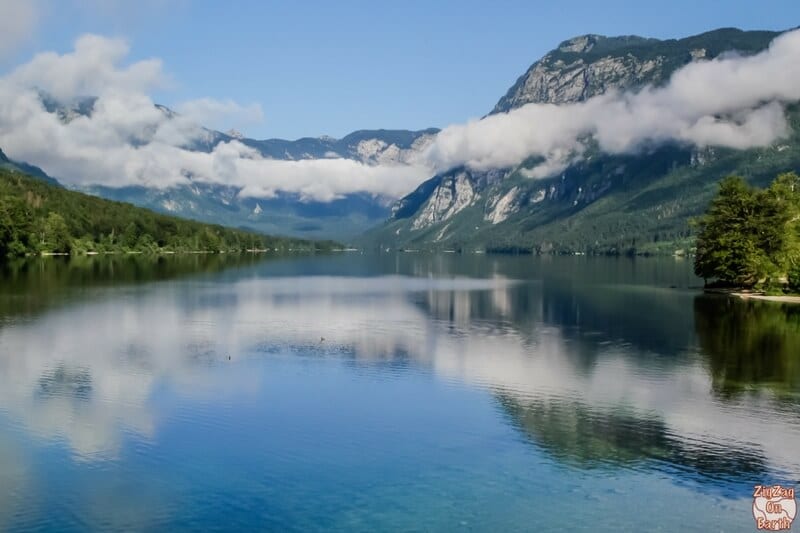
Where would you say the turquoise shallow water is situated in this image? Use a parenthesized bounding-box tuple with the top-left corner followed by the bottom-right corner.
(0, 254, 798, 531)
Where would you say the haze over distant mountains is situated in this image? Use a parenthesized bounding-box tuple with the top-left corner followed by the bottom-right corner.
(2, 27, 800, 248)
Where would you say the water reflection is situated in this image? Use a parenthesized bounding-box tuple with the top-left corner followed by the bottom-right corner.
(0, 253, 267, 323)
(0, 254, 798, 500)
(498, 395, 769, 483)
(37, 364, 93, 401)
(695, 295, 800, 395)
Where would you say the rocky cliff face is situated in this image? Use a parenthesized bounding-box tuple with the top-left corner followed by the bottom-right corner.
(492, 35, 665, 112)
(491, 28, 779, 113)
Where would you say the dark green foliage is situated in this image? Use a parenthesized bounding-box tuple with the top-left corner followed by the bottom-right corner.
(694, 172, 800, 287)
(693, 177, 764, 286)
(0, 168, 333, 258)
(789, 265, 800, 292)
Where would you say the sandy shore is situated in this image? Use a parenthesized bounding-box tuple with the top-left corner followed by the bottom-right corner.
(732, 292, 800, 304)
(703, 287, 800, 303)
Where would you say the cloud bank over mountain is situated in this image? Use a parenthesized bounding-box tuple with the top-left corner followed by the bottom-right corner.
(0, 30, 798, 202)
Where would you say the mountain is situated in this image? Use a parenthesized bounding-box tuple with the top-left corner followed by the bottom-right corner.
(365, 28, 800, 254)
(492, 28, 780, 112)
(80, 125, 437, 241)
(0, 161, 329, 258)
(81, 125, 437, 241)
(241, 128, 439, 163)
(83, 182, 392, 241)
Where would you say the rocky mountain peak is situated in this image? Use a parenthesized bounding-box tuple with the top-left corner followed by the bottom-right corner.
(556, 34, 602, 53)
(491, 27, 780, 115)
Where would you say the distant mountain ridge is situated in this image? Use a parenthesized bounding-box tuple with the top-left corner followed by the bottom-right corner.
(239, 128, 439, 163)
(27, 93, 438, 240)
(363, 27, 800, 254)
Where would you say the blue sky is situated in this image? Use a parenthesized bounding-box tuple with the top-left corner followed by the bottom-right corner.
(4, 0, 800, 139)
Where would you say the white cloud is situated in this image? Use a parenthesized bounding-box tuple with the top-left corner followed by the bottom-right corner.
(6, 34, 165, 100)
(0, 34, 433, 201)
(0, 30, 799, 203)
(0, 0, 40, 58)
(426, 29, 800, 176)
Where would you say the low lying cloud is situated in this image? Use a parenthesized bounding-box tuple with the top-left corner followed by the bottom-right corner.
(0, 29, 799, 203)
(426, 29, 800, 175)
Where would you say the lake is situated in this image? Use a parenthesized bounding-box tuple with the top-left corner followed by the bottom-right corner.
(0, 253, 798, 531)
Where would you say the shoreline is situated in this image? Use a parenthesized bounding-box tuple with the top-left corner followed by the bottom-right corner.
(704, 288, 800, 304)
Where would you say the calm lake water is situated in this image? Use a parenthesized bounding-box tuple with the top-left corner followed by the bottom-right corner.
(0, 253, 798, 531)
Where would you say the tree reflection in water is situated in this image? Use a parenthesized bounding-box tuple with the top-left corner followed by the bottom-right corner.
(694, 295, 800, 396)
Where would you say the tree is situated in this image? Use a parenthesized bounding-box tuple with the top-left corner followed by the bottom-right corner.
(789, 265, 800, 293)
(695, 172, 800, 289)
(764, 172, 800, 273)
(694, 176, 766, 286)
(38, 212, 72, 254)
(122, 222, 140, 250)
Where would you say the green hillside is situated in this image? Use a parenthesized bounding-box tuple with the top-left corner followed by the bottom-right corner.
(0, 167, 332, 258)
